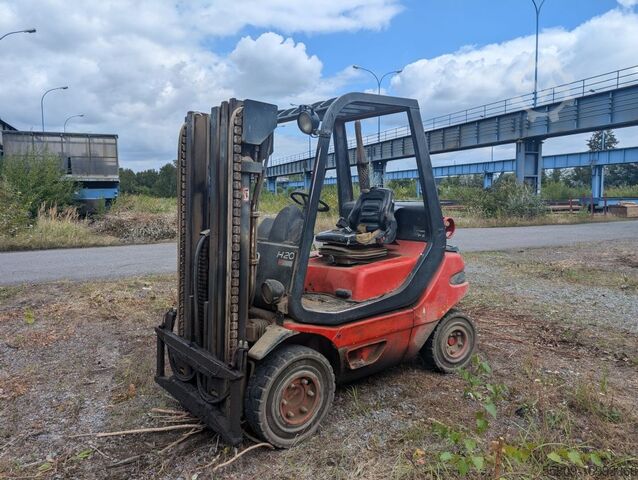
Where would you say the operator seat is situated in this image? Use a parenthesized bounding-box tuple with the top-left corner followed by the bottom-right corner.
(316, 187, 397, 247)
(258, 205, 304, 244)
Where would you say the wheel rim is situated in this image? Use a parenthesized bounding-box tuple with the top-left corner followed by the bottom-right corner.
(442, 323, 471, 362)
(273, 370, 322, 431)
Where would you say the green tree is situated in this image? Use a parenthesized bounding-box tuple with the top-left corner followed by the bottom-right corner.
(153, 161, 177, 197)
(135, 169, 159, 194)
(1, 153, 76, 216)
(118, 168, 140, 194)
(567, 130, 618, 188)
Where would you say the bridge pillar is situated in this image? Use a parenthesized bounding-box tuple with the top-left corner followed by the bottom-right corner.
(303, 171, 312, 190)
(591, 165, 604, 200)
(483, 172, 494, 189)
(267, 177, 277, 193)
(515, 139, 543, 194)
(372, 161, 385, 187)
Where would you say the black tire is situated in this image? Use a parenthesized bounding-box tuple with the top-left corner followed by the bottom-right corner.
(244, 345, 335, 448)
(421, 309, 476, 373)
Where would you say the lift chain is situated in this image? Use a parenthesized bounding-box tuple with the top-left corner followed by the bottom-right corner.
(228, 108, 243, 362)
(177, 124, 187, 336)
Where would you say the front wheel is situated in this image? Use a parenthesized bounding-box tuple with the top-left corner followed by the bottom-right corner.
(420, 309, 476, 373)
(244, 345, 335, 448)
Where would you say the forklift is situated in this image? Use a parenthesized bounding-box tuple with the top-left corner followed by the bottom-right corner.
(154, 93, 475, 448)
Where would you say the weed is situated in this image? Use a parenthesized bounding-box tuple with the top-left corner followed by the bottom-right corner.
(0, 205, 117, 251)
(568, 378, 623, 423)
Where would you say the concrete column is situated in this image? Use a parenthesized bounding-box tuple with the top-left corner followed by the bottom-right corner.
(483, 172, 494, 189)
(267, 177, 277, 193)
(591, 165, 604, 199)
(372, 161, 385, 187)
(515, 139, 543, 194)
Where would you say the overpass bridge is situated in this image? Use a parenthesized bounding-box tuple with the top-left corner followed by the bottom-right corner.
(272, 146, 638, 203)
(268, 65, 638, 194)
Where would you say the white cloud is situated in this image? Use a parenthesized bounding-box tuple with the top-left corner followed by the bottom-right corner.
(228, 33, 322, 100)
(181, 0, 403, 35)
(389, 8, 638, 165)
(0, 0, 401, 168)
(617, 0, 638, 8)
(393, 9, 638, 121)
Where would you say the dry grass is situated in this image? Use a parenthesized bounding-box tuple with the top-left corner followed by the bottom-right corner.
(444, 207, 630, 228)
(1, 241, 637, 478)
(0, 206, 117, 251)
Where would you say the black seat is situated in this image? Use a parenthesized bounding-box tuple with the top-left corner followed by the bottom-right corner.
(259, 205, 304, 244)
(316, 188, 397, 246)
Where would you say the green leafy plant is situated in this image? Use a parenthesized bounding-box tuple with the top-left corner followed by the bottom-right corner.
(1, 153, 76, 216)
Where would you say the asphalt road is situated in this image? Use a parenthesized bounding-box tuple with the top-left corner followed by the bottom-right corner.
(1, 220, 636, 286)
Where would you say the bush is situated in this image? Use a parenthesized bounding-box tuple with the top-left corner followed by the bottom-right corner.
(0, 180, 30, 236)
(1, 153, 76, 216)
(464, 180, 547, 219)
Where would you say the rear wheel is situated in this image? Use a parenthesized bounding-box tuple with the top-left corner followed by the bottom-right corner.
(244, 345, 335, 448)
(421, 310, 476, 373)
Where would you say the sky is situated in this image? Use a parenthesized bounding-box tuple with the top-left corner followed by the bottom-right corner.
(1, 0, 638, 171)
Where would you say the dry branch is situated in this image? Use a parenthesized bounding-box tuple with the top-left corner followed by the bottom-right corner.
(209, 443, 274, 472)
(72, 423, 204, 438)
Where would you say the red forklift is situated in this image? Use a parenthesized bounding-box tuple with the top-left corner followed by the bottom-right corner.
(154, 93, 475, 448)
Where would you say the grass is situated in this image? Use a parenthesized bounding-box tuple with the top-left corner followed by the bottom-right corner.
(444, 208, 633, 228)
(110, 194, 176, 215)
(2, 185, 636, 252)
(0, 206, 117, 251)
(2, 239, 638, 478)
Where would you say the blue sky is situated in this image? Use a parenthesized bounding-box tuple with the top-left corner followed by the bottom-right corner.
(212, 0, 623, 90)
(1, 0, 637, 169)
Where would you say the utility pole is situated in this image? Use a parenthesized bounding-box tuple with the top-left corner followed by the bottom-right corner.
(0, 28, 36, 41)
(352, 65, 403, 142)
(64, 114, 84, 133)
(41, 86, 68, 131)
(532, 0, 546, 107)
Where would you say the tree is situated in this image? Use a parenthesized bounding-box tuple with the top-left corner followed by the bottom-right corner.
(567, 129, 618, 188)
(153, 161, 177, 197)
(118, 162, 177, 197)
(119, 168, 139, 194)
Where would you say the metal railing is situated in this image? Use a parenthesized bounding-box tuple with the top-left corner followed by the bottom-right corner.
(271, 65, 638, 167)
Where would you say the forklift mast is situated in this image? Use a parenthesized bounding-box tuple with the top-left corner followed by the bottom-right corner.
(155, 99, 277, 444)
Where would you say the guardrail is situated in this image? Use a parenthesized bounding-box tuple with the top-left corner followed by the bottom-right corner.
(271, 65, 638, 167)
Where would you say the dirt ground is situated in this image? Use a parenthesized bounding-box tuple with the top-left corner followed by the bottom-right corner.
(1, 241, 637, 479)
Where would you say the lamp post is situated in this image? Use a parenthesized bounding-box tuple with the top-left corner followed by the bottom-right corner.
(352, 65, 402, 142)
(0, 28, 36, 41)
(41, 86, 68, 131)
(532, 0, 546, 107)
(63, 114, 84, 133)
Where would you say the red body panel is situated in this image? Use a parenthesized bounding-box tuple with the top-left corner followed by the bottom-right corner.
(305, 240, 425, 301)
(285, 250, 468, 379)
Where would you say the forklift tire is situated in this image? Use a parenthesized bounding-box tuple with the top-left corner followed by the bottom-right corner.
(244, 345, 335, 448)
(421, 309, 476, 373)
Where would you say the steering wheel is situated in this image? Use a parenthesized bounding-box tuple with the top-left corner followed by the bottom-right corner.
(290, 191, 330, 212)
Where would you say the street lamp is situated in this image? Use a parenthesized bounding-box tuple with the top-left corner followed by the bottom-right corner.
(352, 65, 403, 141)
(0, 28, 36, 41)
(531, 0, 546, 107)
(41, 86, 68, 131)
(63, 114, 84, 133)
